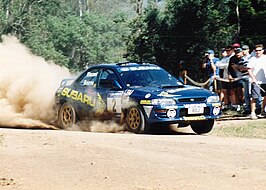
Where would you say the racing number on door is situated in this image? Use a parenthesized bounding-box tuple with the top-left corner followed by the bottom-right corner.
(107, 93, 122, 113)
(112, 98, 117, 112)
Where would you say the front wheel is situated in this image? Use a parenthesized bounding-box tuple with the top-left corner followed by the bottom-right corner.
(58, 102, 77, 129)
(126, 106, 150, 134)
(190, 119, 214, 134)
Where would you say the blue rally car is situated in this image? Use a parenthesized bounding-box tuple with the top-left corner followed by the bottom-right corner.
(54, 62, 221, 134)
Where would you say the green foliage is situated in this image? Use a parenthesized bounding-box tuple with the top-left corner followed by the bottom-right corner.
(0, 0, 265, 77)
(239, 0, 266, 46)
(125, 0, 266, 80)
(0, 0, 131, 71)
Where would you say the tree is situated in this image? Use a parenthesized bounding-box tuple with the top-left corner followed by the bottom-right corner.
(0, 0, 132, 71)
(126, 0, 238, 79)
(238, 0, 266, 46)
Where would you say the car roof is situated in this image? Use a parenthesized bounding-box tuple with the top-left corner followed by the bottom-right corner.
(89, 62, 158, 70)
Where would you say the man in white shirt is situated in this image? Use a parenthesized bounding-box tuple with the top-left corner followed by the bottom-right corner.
(247, 44, 266, 119)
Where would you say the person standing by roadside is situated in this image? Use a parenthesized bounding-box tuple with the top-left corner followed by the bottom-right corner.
(242, 45, 252, 60)
(202, 50, 220, 92)
(177, 60, 187, 84)
(232, 43, 241, 50)
(228, 48, 244, 111)
(247, 44, 266, 119)
(240, 45, 254, 114)
(216, 45, 235, 110)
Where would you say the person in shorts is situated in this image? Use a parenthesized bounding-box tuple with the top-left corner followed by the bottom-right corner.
(228, 48, 245, 111)
(247, 44, 266, 119)
(216, 45, 235, 110)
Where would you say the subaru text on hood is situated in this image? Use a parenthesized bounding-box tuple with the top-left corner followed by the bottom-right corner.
(54, 62, 222, 134)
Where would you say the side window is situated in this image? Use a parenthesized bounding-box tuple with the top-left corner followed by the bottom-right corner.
(98, 69, 118, 88)
(79, 69, 99, 87)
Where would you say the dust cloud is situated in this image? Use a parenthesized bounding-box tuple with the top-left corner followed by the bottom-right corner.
(0, 35, 70, 129)
(68, 120, 127, 133)
(0, 35, 128, 133)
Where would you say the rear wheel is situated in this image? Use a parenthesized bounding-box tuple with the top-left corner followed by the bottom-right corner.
(58, 102, 77, 129)
(126, 106, 150, 134)
(190, 119, 214, 134)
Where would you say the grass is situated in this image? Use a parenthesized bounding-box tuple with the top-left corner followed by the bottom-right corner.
(211, 119, 266, 139)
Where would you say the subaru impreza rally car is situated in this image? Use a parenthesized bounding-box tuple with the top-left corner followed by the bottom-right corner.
(54, 62, 221, 134)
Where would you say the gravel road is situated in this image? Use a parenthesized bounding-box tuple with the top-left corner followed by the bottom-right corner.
(1, 127, 266, 190)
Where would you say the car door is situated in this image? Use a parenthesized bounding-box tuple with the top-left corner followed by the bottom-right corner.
(73, 68, 99, 119)
(97, 69, 123, 119)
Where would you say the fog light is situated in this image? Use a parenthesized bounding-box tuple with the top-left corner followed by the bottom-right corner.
(167, 109, 176, 118)
(213, 106, 220, 115)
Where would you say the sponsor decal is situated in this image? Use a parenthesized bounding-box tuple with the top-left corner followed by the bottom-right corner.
(107, 92, 123, 113)
(158, 91, 177, 97)
(145, 93, 151, 98)
(120, 66, 161, 72)
(183, 116, 206, 121)
(143, 106, 153, 118)
(167, 88, 187, 93)
(95, 93, 106, 115)
(87, 72, 98, 77)
(140, 100, 152, 105)
(61, 87, 96, 106)
(124, 89, 134, 96)
(84, 81, 94, 86)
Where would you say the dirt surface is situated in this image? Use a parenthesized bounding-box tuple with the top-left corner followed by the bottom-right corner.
(1, 121, 266, 190)
(1, 34, 265, 190)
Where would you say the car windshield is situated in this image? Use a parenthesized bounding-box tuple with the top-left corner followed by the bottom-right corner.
(117, 66, 183, 87)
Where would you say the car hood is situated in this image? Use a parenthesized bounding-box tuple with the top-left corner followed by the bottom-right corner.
(131, 85, 214, 98)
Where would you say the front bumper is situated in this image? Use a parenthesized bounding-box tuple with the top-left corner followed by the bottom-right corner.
(142, 103, 222, 124)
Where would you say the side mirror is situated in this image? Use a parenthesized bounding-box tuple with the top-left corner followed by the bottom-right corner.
(113, 80, 122, 90)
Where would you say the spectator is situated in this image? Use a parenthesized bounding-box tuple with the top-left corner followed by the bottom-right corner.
(232, 43, 240, 50)
(216, 45, 235, 110)
(221, 48, 227, 58)
(177, 60, 187, 84)
(240, 45, 253, 114)
(202, 50, 220, 92)
(228, 48, 244, 111)
(247, 44, 266, 119)
(177, 68, 187, 84)
(242, 45, 252, 60)
(217, 48, 227, 103)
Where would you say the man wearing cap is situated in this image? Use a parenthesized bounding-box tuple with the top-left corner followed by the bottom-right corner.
(216, 45, 235, 110)
(232, 43, 240, 50)
(240, 45, 255, 114)
(202, 50, 220, 92)
(242, 45, 252, 60)
(228, 48, 245, 111)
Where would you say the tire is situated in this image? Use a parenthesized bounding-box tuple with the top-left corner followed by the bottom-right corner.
(58, 102, 77, 129)
(126, 106, 150, 134)
(190, 119, 214, 134)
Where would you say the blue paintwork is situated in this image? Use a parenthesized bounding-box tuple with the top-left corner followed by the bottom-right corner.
(55, 62, 222, 126)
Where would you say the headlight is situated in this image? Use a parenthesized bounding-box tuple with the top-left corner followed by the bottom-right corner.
(151, 99, 176, 105)
(207, 95, 220, 103)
